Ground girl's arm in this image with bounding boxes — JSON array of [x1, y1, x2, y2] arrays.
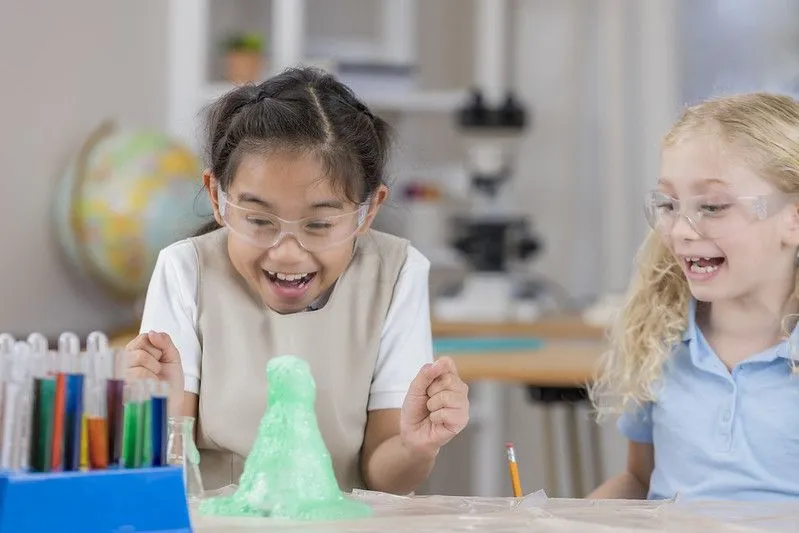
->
[[587, 441, 654, 499], [359, 247, 443, 494], [361, 357, 468, 494], [182, 392, 199, 419], [360, 409, 437, 494], [135, 241, 204, 425]]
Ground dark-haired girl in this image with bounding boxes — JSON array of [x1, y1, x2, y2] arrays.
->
[[126, 67, 469, 495]]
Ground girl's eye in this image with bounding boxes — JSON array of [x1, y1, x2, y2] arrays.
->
[[699, 204, 730, 216], [306, 221, 333, 230], [246, 217, 275, 227]]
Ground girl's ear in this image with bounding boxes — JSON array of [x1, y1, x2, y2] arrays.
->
[[782, 200, 799, 247], [357, 185, 389, 234], [203, 170, 224, 226]]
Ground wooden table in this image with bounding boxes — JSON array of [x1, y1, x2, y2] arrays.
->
[[432, 317, 606, 341], [438, 341, 602, 386]]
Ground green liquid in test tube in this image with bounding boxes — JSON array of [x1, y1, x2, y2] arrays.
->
[[139, 381, 153, 467], [121, 382, 141, 469]]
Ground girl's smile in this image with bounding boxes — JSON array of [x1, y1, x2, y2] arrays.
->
[[262, 269, 318, 302]]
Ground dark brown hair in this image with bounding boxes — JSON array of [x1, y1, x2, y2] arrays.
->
[[197, 66, 392, 235]]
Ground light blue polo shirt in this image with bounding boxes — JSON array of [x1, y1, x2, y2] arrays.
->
[[618, 299, 799, 502]]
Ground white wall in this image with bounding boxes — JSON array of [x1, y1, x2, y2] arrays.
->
[[0, 0, 168, 340]]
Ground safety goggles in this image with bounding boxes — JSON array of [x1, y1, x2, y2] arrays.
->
[[644, 190, 799, 239], [217, 188, 370, 252]]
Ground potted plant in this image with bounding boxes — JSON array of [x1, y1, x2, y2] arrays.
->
[[223, 32, 265, 84]]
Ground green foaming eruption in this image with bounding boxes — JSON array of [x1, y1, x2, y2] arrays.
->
[[199, 355, 372, 521]]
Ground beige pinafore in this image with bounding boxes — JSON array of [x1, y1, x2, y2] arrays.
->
[[190, 228, 408, 491]]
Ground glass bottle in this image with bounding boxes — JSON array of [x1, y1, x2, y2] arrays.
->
[[166, 416, 205, 502]]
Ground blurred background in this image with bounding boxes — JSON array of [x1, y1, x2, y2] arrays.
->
[[2, 0, 798, 499]]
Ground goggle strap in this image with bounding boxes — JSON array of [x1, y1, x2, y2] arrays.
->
[[217, 186, 227, 217], [358, 202, 368, 226]]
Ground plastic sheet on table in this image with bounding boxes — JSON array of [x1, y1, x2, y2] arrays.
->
[[347, 487, 549, 516], [670, 499, 799, 532], [191, 486, 799, 533]]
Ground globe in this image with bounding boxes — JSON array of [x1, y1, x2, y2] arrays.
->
[[54, 121, 209, 302]]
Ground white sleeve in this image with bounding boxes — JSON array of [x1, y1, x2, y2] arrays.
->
[[368, 245, 434, 411], [138, 240, 203, 394]]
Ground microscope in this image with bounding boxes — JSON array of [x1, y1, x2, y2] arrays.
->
[[433, 89, 543, 321]]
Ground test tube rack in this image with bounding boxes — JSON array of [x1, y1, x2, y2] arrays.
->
[[0, 466, 192, 533]]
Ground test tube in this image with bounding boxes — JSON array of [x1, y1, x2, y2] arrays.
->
[[121, 381, 143, 469], [0, 334, 14, 354], [0, 356, 4, 451], [82, 332, 105, 470], [63, 351, 86, 471], [17, 345, 36, 473], [1, 342, 32, 471], [0, 346, 15, 469], [85, 378, 109, 470], [29, 350, 55, 472], [26, 334, 47, 355], [51, 332, 79, 471], [106, 349, 125, 467], [0, 334, 13, 455], [21, 334, 48, 472], [86, 332, 109, 385], [87, 332, 109, 355], [141, 380, 155, 467], [85, 333, 111, 470], [151, 381, 169, 466]]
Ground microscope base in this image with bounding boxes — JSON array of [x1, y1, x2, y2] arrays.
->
[[434, 273, 543, 322]]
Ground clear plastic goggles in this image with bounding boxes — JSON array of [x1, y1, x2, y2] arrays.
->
[[218, 188, 370, 252], [644, 190, 798, 239]]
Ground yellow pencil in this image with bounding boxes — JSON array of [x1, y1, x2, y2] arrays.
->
[[505, 442, 523, 497]]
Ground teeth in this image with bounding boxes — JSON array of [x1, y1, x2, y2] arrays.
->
[[267, 271, 310, 281], [683, 256, 722, 275], [690, 263, 719, 274]]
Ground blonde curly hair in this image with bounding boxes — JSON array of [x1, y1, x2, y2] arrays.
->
[[590, 92, 799, 417]]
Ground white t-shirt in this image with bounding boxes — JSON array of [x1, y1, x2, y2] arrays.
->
[[139, 238, 434, 411]]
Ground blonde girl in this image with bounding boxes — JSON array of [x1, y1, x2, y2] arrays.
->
[[589, 93, 799, 501]]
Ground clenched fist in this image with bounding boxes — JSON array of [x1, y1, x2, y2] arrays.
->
[[400, 357, 469, 457]]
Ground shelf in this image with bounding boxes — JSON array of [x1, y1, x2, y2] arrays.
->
[[203, 82, 467, 114]]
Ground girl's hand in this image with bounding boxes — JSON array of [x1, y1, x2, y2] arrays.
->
[[400, 357, 470, 458], [125, 331, 184, 397]]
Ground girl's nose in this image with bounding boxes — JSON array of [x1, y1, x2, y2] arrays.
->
[[670, 213, 701, 241], [267, 233, 309, 260]]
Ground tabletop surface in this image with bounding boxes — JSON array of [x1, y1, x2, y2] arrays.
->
[[192, 490, 799, 532]]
